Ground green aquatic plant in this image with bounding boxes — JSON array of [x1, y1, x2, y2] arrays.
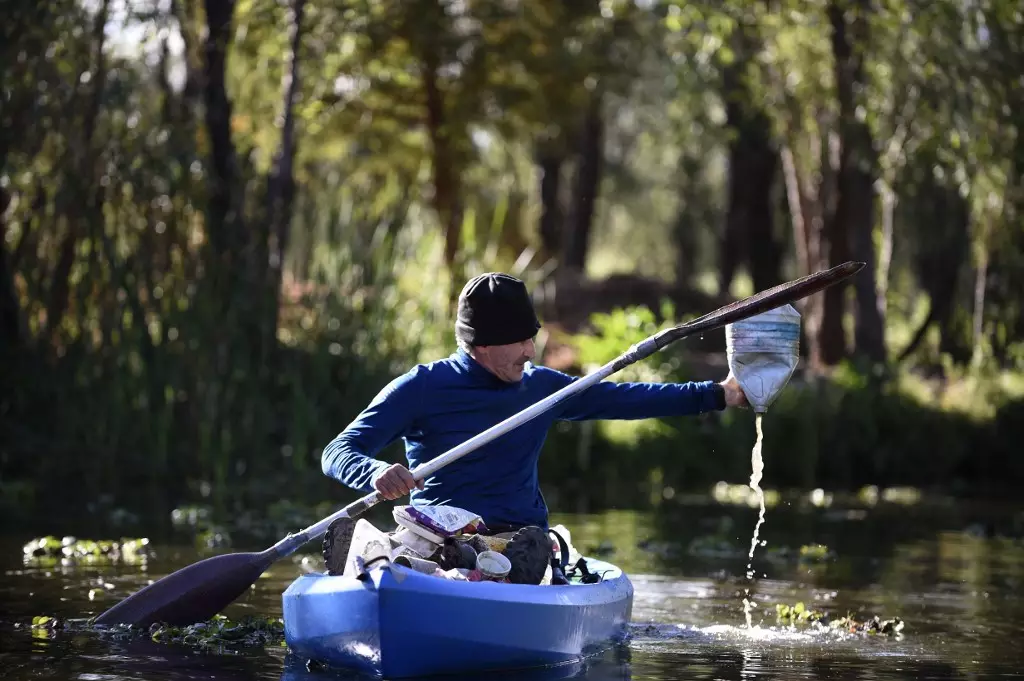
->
[[147, 614, 286, 650], [775, 602, 904, 637], [22, 536, 152, 566], [28, 615, 65, 639], [24, 614, 286, 652]]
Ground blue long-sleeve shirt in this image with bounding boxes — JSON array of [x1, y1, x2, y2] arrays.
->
[[321, 349, 725, 529]]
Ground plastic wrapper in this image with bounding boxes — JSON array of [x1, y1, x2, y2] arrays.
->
[[396, 505, 486, 537], [392, 527, 439, 558]]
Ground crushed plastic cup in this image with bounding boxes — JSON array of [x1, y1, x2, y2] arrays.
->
[[475, 550, 511, 581]]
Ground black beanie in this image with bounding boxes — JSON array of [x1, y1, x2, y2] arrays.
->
[[455, 273, 541, 347]]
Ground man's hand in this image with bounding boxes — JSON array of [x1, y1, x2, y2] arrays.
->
[[720, 373, 749, 408], [373, 463, 424, 500]]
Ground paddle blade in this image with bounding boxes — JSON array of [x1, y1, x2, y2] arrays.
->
[[93, 549, 275, 627]]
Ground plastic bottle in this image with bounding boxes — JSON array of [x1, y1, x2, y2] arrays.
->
[[725, 304, 801, 412]]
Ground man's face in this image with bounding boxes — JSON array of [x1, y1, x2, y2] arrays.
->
[[475, 338, 536, 383]]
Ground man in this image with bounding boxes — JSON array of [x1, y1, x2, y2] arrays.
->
[[322, 272, 748, 534]]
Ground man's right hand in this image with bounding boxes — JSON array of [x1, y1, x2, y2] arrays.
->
[[373, 463, 424, 500]]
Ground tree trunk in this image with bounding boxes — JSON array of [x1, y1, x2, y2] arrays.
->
[[830, 0, 886, 363], [421, 43, 464, 302], [672, 155, 703, 290], [719, 14, 783, 297], [536, 149, 564, 264], [199, 0, 245, 474], [936, 192, 972, 363], [877, 183, 895, 317], [901, 158, 971, 365], [971, 215, 991, 366], [815, 2, 872, 367], [202, 0, 243, 268], [0, 187, 21, 352], [722, 58, 782, 294], [818, 221, 850, 365], [265, 0, 306, 356], [564, 95, 604, 272], [780, 144, 828, 366]]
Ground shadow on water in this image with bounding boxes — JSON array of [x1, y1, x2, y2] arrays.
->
[[3, 498, 1024, 680]]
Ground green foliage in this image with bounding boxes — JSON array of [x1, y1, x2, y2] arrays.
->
[[25, 613, 286, 650], [147, 614, 285, 650], [22, 536, 152, 566], [571, 301, 690, 383], [775, 602, 905, 637], [1, 0, 1023, 531]]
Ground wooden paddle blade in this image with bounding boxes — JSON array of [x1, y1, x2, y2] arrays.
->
[[93, 549, 275, 627]]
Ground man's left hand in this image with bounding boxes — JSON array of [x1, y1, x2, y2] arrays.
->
[[720, 373, 749, 408]]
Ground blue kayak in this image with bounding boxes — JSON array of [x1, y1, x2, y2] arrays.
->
[[282, 557, 634, 678]]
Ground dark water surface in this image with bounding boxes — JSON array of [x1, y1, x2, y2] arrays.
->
[[3, 496, 1024, 680]]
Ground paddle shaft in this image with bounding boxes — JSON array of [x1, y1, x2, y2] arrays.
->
[[269, 260, 865, 559]]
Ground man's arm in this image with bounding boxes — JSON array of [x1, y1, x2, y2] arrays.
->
[[321, 370, 423, 493], [539, 367, 733, 421]]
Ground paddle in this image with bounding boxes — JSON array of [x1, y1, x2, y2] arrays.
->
[[93, 260, 864, 628]]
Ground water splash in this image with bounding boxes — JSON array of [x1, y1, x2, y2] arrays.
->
[[628, 621, 819, 646], [742, 413, 766, 628]]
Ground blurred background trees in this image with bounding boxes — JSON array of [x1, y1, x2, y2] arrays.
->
[[2, 0, 1022, 531]]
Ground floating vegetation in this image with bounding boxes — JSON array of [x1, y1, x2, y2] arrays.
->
[[27, 615, 66, 639], [22, 536, 152, 567], [146, 614, 286, 651], [22, 614, 286, 652], [775, 602, 904, 637]]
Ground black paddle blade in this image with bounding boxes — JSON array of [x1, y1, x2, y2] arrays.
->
[[93, 549, 276, 627], [653, 261, 865, 349]]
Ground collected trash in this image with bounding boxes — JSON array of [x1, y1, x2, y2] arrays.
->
[[395, 505, 486, 537], [475, 551, 512, 581], [329, 505, 584, 586]]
